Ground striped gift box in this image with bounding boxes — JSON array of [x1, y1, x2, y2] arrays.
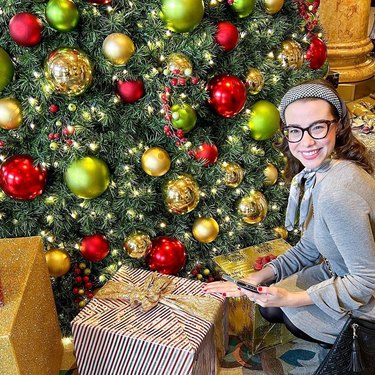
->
[[71, 266, 227, 375]]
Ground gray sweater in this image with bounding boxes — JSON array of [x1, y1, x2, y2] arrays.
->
[[269, 160, 375, 343]]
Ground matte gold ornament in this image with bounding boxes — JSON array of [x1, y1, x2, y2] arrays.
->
[[221, 162, 244, 188], [0, 98, 23, 130], [44, 48, 93, 96], [166, 53, 193, 75], [102, 33, 135, 65], [163, 174, 200, 214], [45, 248, 71, 277], [263, 163, 278, 186], [192, 217, 219, 243], [245, 68, 264, 95], [123, 232, 152, 259], [273, 226, 288, 239], [141, 147, 171, 176], [263, 0, 285, 15], [237, 191, 268, 224], [278, 39, 304, 69]]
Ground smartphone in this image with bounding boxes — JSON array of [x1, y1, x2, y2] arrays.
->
[[222, 274, 260, 293]]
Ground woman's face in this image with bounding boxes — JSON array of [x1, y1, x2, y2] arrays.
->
[[284, 99, 337, 170]]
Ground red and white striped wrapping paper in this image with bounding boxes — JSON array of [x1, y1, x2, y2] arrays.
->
[[71, 266, 227, 375]]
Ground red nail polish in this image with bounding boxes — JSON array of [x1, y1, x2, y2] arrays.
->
[[258, 287, 263, 292], [237, 287, 241, 290], [222, 292, 226, 296]]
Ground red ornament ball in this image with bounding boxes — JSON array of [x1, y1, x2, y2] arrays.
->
[[145, 236, 186, 275], [194, 143, 219, 166], [49, 104, 59, 113], [207, 74, 247, 118], [87, 0, 112, 4], [9, 12, 43, 47], [117, 79, 145, 103], [0, 155, 47, 200], [215, 21, 239, 52], [306, 37, 327, 70], [80, 234, 109, 262]]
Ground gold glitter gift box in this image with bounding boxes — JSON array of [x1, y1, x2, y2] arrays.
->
[[0, 236, 63, 375], [214, 239, 295, 354]]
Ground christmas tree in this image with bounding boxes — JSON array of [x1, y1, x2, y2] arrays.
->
[[0, 0, 326, 335]]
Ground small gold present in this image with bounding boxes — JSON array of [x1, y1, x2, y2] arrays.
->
[[214, 238, 295, 354]]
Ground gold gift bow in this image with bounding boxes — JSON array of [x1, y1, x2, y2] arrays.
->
[[95, 272, 226, 363]]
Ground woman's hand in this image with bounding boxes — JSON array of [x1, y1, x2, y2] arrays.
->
[[202, 280, 244, 297]]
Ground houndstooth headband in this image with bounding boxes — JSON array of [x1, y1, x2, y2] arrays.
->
[[279, 83, 347, 124]]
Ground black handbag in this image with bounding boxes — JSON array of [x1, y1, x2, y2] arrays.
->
[[314, 316, 375, 375]]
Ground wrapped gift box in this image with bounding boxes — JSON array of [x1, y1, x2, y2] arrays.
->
[[214, 238, 295, 354], [0, 237, 63, 375], [72, 266, 227, 375]]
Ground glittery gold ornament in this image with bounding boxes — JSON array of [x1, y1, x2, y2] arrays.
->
[[44, 48, 93, 96], [166, 53, 193, 75], [141, 147, 171, 176], [278, 39, 304, 69], [263, 163, 278, 186], [123, 232, 152, 259], [237, 191, 268, 224], [102, 33, 135, 65], [45, 248, 71, 277], [245, 68, 264, 95], [192, 217, 219, 243], [263, 0, 285, 15], [273, 226, 288, 239], [0, 97, 23, 130], [163, 174, 200, 214], [221, 162, 244, 188]]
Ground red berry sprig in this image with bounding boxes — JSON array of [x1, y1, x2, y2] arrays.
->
[[72, 262, 95, 309], [294, 0, 320, 36], [190, 263, 221, 283]]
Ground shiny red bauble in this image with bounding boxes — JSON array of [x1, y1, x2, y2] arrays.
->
[[194, 143, 219, 166], [87, 0, 112, 4], [117, 79, 145, 103], [80, 234, 110, 262], [0, 155, 47, 200], [9, 13, 43, 47], [306, 37, 327, 70], [145, 236, 186, 275], [207, 74, 247, 118], [215, 21, 239, 52]]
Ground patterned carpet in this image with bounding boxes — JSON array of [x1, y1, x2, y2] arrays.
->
[[59, 335, 327, 375]]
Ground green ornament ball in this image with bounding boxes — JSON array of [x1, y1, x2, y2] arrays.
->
[[160, 0, 204, 33], [171, 103, 197, 132], [248, 100, 280, 140], [0, 47, 14, 91], [64, 156, 110, 199], [230, 0, 255, 18], [46, 0, 80, 32]]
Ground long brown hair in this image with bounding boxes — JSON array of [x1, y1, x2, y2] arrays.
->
[[278, 79, 373, 182]]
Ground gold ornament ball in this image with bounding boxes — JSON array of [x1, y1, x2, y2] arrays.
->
[[264, 0, 285, 15], [192, 217, 219, 243], [166, 53, 193, 75], [45, 248, 71, 277], [278, 39, 303, 69], [123, 232, 152, 259], [245, 68, 264, 95], [263, 163, 278, 186], [102, 33, 135, 65], [44, 48, 93, 96], [273, 226, 288, 239], [237, 191, 268, 224], [141, 147, 171, 176], [163, 174, 200, 214], [0, 97, 23, 130], [221, 162, 244, 188]]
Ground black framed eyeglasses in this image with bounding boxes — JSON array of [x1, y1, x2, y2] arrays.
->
[[282, 119, 338, 143]]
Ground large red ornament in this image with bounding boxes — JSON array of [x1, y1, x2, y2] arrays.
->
[[207, 74, 247, 118], [215, 21, 239, 52], [117, 79, 145, 103], [87, 0, 112, 4], [0, 155, 47, 200], [306, 37, 327, 70], [9, 13, 43, 47], [145, 236, 186, 275], [80, 234, 109, 262], [194, 143, 219, 166]]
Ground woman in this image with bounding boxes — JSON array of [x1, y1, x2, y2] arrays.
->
[[203, 79, 375, 346]]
